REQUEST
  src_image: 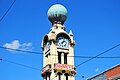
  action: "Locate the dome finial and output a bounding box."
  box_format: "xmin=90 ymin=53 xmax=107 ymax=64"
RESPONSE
xmin=48 ymin=4 xmax=68 ymax=25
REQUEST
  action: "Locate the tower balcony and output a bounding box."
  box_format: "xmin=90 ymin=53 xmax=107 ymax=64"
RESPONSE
xmin=54 ymin=63 xmax=76 ymax=76
xmin=41 ymin=64 xmax=51 ymax=77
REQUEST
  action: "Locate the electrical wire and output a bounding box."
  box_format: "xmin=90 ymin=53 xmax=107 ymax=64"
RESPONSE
xmin=75 ymin=43 xmax=120 ymax=67
xmin=0 ymin=0 xmax=16 ymax=23
xmin=68 ymin=55 xmax=120 ymax=58
xmin=0 ymin=46 xmax=120 ymax=59
xmin=0 ymin=58 xmax=40 ymax=71
xmin=0 ymin=46 xmax=43 ymax=55
xmin=0 ymin=43 xmax=120 ymax=78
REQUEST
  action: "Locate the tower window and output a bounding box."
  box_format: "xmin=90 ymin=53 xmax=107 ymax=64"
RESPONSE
xmin=48 ymin=74 xmax=50 ymax=80
xmin=45 ymin=76 xmax=47 ymax=80
xmin=58 ymin=74 xmax=61 ymax=80
xmin=58 ymin=52 xmax=61 ymax=63
xmin=66 ymin=75 xmax=68 ymax=80
xmin=64 ymin=54 xmax=67 ymax=64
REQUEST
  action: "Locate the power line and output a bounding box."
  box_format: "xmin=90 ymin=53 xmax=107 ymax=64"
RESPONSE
xmin=72 ymin=56 xmax=120 ymax=58
xmin=0 ymin=58 xmax=40 ymax=71
xmin=0 ymin=46 xmax=43 ymax=55
xmin=0 ymin=46 xmax=120 ymax=59
xmin=0 ymin=43 xmax=120 ymax=77
xmin=75 ymin=43 xmax=120 ymax=67
xmin=0 ymin=0 xmax=16 ymax=23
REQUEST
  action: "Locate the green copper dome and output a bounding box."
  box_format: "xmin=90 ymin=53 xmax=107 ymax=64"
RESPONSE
xmin=48 ymin=4 xmax=68 ymax=24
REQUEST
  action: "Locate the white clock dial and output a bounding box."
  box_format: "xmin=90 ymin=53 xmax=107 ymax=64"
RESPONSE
xmin=57 ymin=37 xmax=69 ymax=48
xmin=45 ymin=42 xmax=50 ymax=51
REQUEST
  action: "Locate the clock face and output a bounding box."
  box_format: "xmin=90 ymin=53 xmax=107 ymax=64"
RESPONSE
xmin=57 ymin=37 xmax=69 ymax=48
xmin=45 ymin=42 xmax=50 ymax=51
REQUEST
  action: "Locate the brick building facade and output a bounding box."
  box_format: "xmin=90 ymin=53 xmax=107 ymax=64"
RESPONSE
xmin=87 ymin=64 xmax=120 ymax=80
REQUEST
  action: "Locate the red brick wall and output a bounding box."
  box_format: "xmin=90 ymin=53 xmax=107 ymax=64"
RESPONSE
xmin=106 ymin=65 xmax=120 ymax=79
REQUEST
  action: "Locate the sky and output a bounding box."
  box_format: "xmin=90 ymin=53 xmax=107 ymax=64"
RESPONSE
xmin=0 ymin=0 xmax=120 ymax=80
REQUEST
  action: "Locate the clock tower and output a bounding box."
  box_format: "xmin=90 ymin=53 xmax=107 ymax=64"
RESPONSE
xmin=41 ymin=4 xmax=76 ymax=80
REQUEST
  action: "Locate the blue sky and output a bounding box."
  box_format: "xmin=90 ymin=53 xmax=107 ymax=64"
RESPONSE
xmin=0 ymin=0 xmax=120 ymax=80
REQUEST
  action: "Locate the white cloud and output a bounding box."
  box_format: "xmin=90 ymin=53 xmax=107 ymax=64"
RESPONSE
xmin=3 ymin=40 xmax=33 ymax=52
